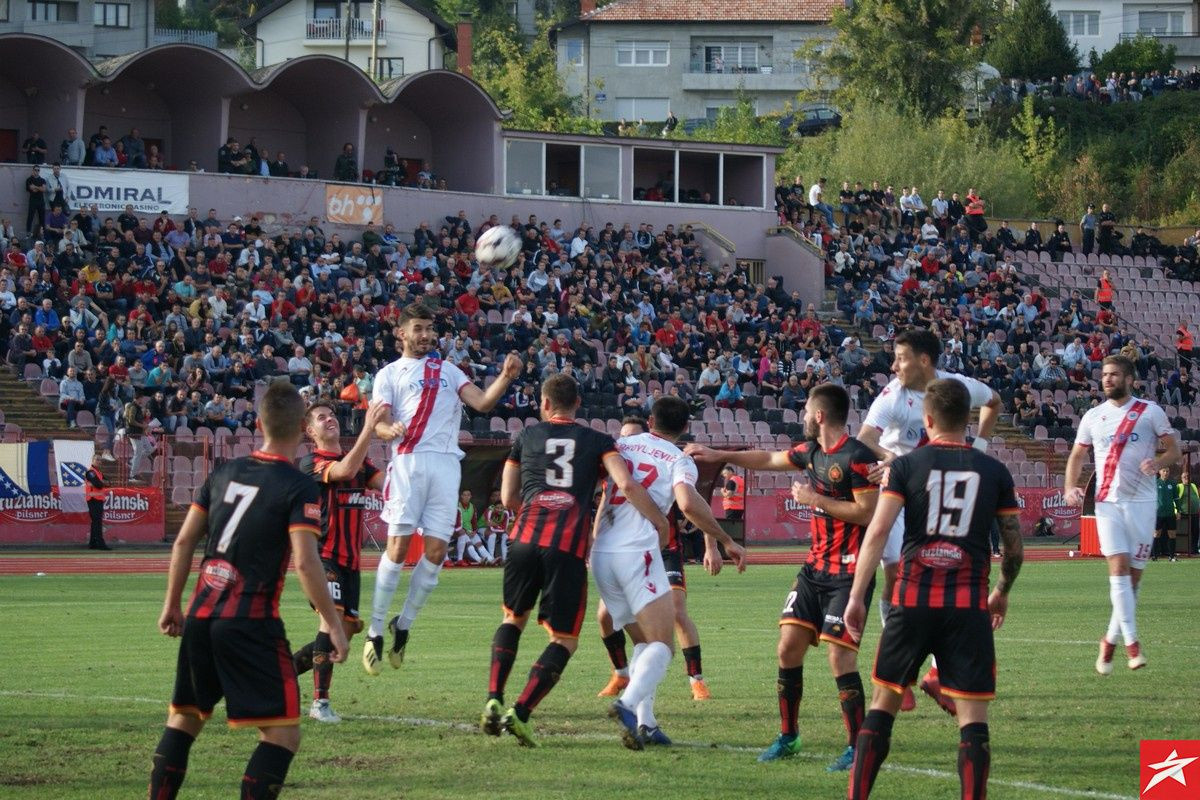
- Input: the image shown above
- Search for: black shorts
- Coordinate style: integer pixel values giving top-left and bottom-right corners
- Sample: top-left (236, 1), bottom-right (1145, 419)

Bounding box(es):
top-left (170, 617), bottom-right (300, 727)
top-left (1156, 516), bottom-right (1176, 532)
top-left (872, 605), bottom-right (996, 701)
top-left (502, 542), bottom-right (587, 638)
top-left (780, 564), bottom-right (874, 650)
top-left (321, 560), bottom-right (361, 621)
top-left (662, 544), bottom-right (686, 591)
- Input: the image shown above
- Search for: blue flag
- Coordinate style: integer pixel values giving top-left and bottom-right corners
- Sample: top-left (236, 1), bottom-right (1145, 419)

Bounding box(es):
top-left (0, 442), bottom-right (52, 498)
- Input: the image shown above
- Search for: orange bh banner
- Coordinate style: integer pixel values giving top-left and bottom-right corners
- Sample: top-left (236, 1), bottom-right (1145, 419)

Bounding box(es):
top-left (325, 184), bottom-right (383, 225)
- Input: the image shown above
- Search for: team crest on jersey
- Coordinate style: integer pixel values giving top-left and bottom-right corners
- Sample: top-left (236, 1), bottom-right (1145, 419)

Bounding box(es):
top-left (1127, 411), bottom-right (1140, 421)
top-left (827, 463), bottom-right (844, 482)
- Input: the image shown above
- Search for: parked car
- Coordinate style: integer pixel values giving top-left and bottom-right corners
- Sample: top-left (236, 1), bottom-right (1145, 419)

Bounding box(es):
top-left (778, 107), bottom-right (842, 137)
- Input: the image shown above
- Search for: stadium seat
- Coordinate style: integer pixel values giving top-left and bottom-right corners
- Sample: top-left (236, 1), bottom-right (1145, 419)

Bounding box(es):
top-left (39, 378), bottom-right (58, 398)
top-left (22, 363), bottom-right (42, 382)
top-left (171, 487), bottom-right (192, 507)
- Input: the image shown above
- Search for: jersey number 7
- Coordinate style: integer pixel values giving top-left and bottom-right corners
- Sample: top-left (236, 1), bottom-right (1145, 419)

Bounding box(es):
top-left (216, 481), bottom-right (260, 553)
top-left (610, 460), bottom-right (658, 505)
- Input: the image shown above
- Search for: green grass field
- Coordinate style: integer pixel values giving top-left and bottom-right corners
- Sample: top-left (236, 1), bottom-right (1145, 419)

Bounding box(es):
top-left (1, 560), bottom-right (1196, 799)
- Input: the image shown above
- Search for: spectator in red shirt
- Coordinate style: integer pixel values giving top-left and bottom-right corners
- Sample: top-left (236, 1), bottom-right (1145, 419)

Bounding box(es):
top-left (270, 291), bottom-right (296, 322)
top-left (454, 284), bottom-right (481, 323)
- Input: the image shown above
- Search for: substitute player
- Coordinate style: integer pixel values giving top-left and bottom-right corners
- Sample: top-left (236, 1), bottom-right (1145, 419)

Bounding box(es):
top-left (1064, 355), bottom-right (1179, 673)
top-left (480, 374), bottom-right (668, 747)
top-left (596, 417), bottom-right (726, 702)
top-left (364, 302), bottom-right (521, 675)
top-left (148, 381), bottom-right (347, 800)
top-left (844, 379), bottom-right (1024, 800)
top-left (856, 329), bottom-right (1000, 714)
top-left (688, 384), bottom-right (877, 771)
top-left (293, 400), bottom-right (388, 722)
top-left (484, 489), bottom-right (512, 564)
top-left (599, 396), bottom-right (747, 750)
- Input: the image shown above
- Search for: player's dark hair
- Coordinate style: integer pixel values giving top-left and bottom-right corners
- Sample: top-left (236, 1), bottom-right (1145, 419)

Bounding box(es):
top-left (1102, 354), bottom-right (1136, 378)
top-left (895, 329), bottom-right (942, 363)
top-left (923, 379), bottom-right (970, 432)
top-left (808, 383), bottom-right (850, 427)
top-left (398, 301), bottom-right (434, 326)
top-left (259, 380), bottom-right (306, 441)
top-left (621, 415), bottom-right (648, 432)
top-left (541, 373), bottom-right (579, 412)
top-left (650, 395), bottom-right (690, 436)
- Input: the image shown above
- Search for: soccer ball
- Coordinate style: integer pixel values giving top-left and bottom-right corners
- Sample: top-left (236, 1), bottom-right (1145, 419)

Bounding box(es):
top-left (475, 225), bottom-right (522, 269)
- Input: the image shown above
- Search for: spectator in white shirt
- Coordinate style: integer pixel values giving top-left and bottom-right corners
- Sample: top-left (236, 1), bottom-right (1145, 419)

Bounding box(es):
top-left (287, 345), bottom-right (313, 386)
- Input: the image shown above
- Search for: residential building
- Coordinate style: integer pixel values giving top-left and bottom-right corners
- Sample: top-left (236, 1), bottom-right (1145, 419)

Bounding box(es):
top-left (1050, 0), bottom-right (1200, 67)
top-left (551, 0), bottom-right (841, 123)
top-left (240, 0), bottom-right (456, 79)
top-left (0, 0), bottom-right (158, 60)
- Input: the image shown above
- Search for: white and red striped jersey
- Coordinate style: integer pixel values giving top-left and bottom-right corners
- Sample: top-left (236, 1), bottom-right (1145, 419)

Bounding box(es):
top-left (594, 432), bottom-right (697, 553)
top-left (1075, 396), bottom-right (1172, 503)
top-left (372, 355), bottom-right (470, 458)
top-left (863, 371), bottom-right (993, 456)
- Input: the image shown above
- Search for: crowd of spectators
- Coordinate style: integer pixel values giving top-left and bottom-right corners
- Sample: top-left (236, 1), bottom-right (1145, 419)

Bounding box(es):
top-left (998, 66), bottom-right (1200, 105)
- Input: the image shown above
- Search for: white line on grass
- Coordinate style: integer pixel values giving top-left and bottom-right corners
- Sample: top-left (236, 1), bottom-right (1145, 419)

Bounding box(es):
top-left (2, 690), bottom-right (1133, 800)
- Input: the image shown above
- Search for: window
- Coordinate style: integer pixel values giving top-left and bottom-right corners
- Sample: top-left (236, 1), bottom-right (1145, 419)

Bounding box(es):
top-left (563, 38), bottom-right (584, 66)
top-left (1056, 10), bottom-right (1099, 36)
top-left (0, 0), bottom-right (8, 21)
top-left (613, 97), bottom-right (669, 121)
top-left (29, 0), bottom-right (77, 21)
top-left (1139, 10), bottom-right (1184, 34)
top-left (582, 145), bottom-right (619, 200)
top-left (93, 2), bottom-right (128, 27)
top-left (505, 140), bottom-right (544, 195)
top-left (616, 41), bottom-right (668, 67)
top-left (313, 0), bottom-right (364, 17)
top-left (702, 43), bottom-right (759, 73)
top-left (369, 56), bottom-right (403, 79)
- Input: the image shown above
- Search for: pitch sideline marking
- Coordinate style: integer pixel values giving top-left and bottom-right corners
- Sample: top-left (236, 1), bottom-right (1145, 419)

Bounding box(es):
top-left (0, 690), bottom-right (1134, 800)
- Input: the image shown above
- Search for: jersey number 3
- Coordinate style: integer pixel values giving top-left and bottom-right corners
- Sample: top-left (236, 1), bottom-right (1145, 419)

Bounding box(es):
top-left (545, 439), bottom-right (576, 488)
top-left (924, 469), bottom-right (979, 538)
top-left (216, 481), bottom-right (260, 553)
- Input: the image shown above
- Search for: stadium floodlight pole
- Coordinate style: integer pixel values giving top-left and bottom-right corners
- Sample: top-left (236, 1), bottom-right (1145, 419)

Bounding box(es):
top-left (343, 0), bottom-right (353, 62)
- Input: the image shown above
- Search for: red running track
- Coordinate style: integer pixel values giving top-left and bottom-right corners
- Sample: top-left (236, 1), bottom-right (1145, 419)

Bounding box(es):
top-left (0, 548), bottom-right (1092, 575)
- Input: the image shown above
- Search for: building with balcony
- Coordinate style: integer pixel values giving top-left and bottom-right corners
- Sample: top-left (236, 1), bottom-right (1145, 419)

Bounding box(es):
top-left (240, 0), bottom-right (456, 78)
top-left (0, 0), bottom-right (159, 60)
top-left (1051, 0), bottom-right (1200, 66)
top-left (551, 0), bottom-right (840, 123)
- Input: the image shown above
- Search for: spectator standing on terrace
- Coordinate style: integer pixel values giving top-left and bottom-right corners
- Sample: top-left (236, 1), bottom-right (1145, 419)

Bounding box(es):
top-left (1080, 204), bottom-right (1097, 255)
top-left (809, 178), bottom-right (834, 227)
top-left (1176, 322), bottom-right (1194, 370)
top-left (25, 165), bottom-right (47, 237)
top-left (120, 128), bottom-right (147, 169)
top-left (334, 143), bottom-right (358, 182)
top-left (1097, 203), bottom-right (1118, 255)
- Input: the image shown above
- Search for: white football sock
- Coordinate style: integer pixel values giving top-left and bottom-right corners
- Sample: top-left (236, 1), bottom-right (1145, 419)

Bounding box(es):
top-left (620, 641), bottom-right (671, 715)
top-left (1109, 575), bottom-right (1137, 645)
top-left (368, 553), bottom-right (404, 638)
top-left (636, 687), bottom-right (658, 729)
top-left (484, 533), bottom-right (497, 560)
top-left (397, 555), bottom-right (442, 630)
top-left (1105, 582), bottom-right (1139, 644)
top-left (466, 542), bottom-right (484, 563)
top-left (456, 536), bottom-right (469, 562)
top-left (500, 536), bottom-right (508, 561)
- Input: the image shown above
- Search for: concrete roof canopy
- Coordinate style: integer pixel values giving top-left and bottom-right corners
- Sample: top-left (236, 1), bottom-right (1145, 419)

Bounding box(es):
top-left (0, 33), bottom-right (98, 88)
top-left (95, 43), bottom-right (255, 101)
top-left (254, 55), bottom-right (387, 109)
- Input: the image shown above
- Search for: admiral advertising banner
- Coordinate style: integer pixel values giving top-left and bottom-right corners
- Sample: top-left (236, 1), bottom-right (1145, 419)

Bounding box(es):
top-left (731, 486), bottom-right (1081, 544)
top-left (62, 167), bottom-right (189, 214)
top-left (0, 487), bottom-right (164, 544)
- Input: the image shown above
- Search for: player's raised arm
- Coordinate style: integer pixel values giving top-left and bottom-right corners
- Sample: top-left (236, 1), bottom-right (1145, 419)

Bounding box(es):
top-left (602, 450), bottom-right (670, 545)
top-left (326, 401), bottom-right (389, 482)
top-left (685, 443), bottom-right (794, 472)
top-left (989, 515), bottom-right (1025, 631)
top-left (844, 490), bottom-right (904, 642)
top-left (159, 503), bottom-right (207, 637)
top-left (292, 527), bottom-right (348, 663)
top-left (674, 482), bottom-right (746, 573)
top-left (460, 353), bottom-right (523, 413)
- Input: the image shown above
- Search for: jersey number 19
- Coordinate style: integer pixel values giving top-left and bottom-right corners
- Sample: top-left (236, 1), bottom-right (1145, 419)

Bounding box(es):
top-left (924, 469), bottom-right (978, 538)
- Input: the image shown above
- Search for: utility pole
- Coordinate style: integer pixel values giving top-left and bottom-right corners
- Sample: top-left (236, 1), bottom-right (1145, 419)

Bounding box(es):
top-left (343, 0), bottom-right (352, 62)
top-left (370, 0), bottom-right (381, 79)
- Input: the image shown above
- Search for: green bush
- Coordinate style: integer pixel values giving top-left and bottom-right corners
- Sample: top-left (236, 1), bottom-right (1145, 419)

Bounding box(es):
top-left (1088, 36), bottom-right (1177, 76)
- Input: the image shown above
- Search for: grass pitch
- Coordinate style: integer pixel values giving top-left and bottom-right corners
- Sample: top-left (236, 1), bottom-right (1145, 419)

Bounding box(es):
top-left (0, 559), bottom-right (1196, 799)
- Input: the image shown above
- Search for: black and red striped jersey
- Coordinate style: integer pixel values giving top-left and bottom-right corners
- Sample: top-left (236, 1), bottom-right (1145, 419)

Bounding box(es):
top-left (507, 419), bottom-right (617, 559)
top-left (297, 449), bottom-right (381, 571)
top-left (787, 434), bottom-right (877, 575)
top-left (187, 451), bottom-right (321, 620)
top-left (884, 442), bottom-right (1019, 611)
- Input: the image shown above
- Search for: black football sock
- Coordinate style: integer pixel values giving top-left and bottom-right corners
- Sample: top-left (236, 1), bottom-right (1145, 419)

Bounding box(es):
top-left (958, 722), bottom-right (990, 800)
top-left (240, 742), bottom-right (294, 800)
top-left (850, 709), bottom-right (895, 800)
top-left (836, 671), bottom-right (866, 747)
top-left (513, 642), bottom-right (572, 722)
top-left (1168, 536), bottom-right (1178, 558)
top-left (777, 665), bottom-right (803, 737)
top-left (149, 726), bottom-right (194, 800)
top-left (312, 631), bottom-right (333, 701)
top-left (682, 645), bottom-right (702, 679)
top-left (602, 630), bottom-right (629, 671)
top-left (488, 623), bottom-right (521, 703)
top-left (292, 641), bottom-right (315, 676)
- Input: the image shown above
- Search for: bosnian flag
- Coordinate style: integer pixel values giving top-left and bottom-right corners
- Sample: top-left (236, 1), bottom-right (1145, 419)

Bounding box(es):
top-left (0, 442), bottom-right (52, 499)
top-left (54, 439), bottom-right (95, 513)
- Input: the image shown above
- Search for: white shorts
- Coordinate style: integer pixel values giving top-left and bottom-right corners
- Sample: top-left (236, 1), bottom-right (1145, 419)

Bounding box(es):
top-left (882, 515), bottom-right (904, 565)
top-left (590, 548), bottom-right (671, 630)
top-left (1095, 500), bottom-right (1156, 568)
top-left (380, 452), bottom-right (461, 542)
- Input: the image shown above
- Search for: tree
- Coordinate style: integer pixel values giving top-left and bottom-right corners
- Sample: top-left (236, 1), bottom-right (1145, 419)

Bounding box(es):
top-left (1089, 35), bottom-right (1177, 76)
top-left (819, 0), bottom-right (994, 120)
top-left (985, 0), bottom-right (1078, 79)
